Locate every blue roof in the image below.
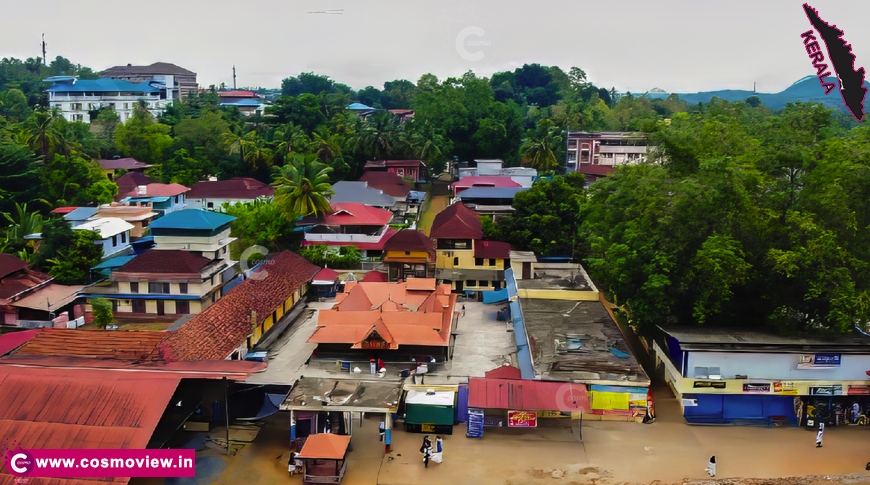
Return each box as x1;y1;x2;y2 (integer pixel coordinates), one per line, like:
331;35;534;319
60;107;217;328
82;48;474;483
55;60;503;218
122;196;170;203
506;267;535;379
46;78;162;93
456;187;529;200
64;207;98;221
148;209;236;231
91;255;137;270
220;99;263;106
131;236;154;244
347;103;374;110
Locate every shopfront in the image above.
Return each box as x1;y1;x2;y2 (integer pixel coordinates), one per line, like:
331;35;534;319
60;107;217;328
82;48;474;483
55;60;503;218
655;326;870;426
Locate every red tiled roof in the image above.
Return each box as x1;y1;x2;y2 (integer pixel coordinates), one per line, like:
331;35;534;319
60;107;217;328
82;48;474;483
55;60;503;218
484;365;522;379
218;90;257;97
468;377;590;412
474;240;512;259
429;203;483;240
0;262;52;301
119;183;190;199
97;158;151;171
575;165;615;176
115;250;211;275
0;365;181;484
50;206;79;214
362;271;388;282
0;355;266;379
0;253;28;280
14;329;169;362
159;250;320;361
450;176;522;190
313;267;340;282
383;229;435;260
186;177;274;200
298;433;351;460
298;203;392;226
359;171;411;198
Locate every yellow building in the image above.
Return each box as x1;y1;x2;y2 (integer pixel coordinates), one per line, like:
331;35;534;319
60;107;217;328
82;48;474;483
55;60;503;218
382;229;436;281
429;203;511;292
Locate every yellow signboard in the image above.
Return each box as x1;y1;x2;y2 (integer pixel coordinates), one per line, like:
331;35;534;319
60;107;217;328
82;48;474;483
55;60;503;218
591;391;630;411
536;410;562;418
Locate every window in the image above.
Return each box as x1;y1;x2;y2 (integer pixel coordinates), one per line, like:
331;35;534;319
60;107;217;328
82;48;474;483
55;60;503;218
453;257;459;265
71;103;82;111
475;258;484;266
467;280;477;287
148;282;170;294
489;259;496;266
130;282;139;293
132;299;146;313
405;251;411;255
112;235;118;246
212;292;217;302
175;195;180;204
454;241;468;249
397;168;405;176
179;283;188;294
479;280;489;287
111;300;118;312
72;114;83;122
207;202;214;209
108;103;115;109
176;301;190;314
123;103;129;110
568;152;577;162
121;232;126;244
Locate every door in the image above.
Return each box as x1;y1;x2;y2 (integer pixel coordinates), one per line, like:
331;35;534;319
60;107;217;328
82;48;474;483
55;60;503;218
455;280;464;292
156;300;165;316
522;262;531;279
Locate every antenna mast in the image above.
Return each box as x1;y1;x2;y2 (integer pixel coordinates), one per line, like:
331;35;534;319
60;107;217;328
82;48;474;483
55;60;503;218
41;34;47;66
233;66;237;90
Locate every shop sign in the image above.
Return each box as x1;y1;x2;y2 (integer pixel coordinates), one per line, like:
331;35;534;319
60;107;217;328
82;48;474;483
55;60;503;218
693;381;726;389
682;398;698;407
798;354;841;369
774;382;799;395
421;424;436;432
536;410;562;418
507;410;538;427
743;383;771;393
809;385;844;396
848;385;870;395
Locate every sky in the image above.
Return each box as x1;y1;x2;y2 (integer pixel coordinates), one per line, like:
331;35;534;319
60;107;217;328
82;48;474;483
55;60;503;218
2;0;869;95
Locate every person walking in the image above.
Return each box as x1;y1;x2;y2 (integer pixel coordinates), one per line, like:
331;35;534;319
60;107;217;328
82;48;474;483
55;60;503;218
379;421;385;442
461;304;466;317
705;455;716;477
288;452;297;476
420;435;432;468
816;422;825;448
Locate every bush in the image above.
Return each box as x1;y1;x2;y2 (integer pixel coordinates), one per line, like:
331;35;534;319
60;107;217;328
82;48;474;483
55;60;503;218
91;298;114;329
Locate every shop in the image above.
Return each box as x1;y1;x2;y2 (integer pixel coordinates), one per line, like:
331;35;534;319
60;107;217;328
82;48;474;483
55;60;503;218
655;326;870;426
588;385;652;422
402;386;457;435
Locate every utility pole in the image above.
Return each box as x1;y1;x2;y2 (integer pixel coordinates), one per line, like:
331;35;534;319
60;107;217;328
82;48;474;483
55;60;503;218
233;66;236;90
41;34;47;66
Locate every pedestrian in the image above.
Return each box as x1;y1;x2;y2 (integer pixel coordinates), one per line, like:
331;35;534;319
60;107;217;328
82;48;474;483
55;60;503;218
288;452;297;476
816;422;824;448
379;421;385;442
461;304;466;317
420;435;432;468
431;436;444;464
705;455;716;477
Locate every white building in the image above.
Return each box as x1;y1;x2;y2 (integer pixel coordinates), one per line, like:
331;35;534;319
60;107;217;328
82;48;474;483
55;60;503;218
44;76;170;123
566;132;655;172
75;218;135;260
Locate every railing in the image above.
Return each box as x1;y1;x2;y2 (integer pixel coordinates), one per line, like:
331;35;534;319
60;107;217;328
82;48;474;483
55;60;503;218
50;95;161;102
17;320;53;329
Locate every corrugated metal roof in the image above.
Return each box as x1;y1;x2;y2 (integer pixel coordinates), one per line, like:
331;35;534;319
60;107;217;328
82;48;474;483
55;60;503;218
506;268;535;379
149;209;236;231
10;284;84;311
467;377;590;412
0;330;38;356
456;186;529;200
0;365;180;484
46;78;162;93
14;329;168;361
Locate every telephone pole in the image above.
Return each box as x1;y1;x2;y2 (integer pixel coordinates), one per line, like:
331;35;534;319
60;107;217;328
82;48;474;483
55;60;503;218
41;34;47;66
232;66;236;90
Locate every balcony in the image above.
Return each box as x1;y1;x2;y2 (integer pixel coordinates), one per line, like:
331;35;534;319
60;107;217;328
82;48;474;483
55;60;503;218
304;226;388;244
50;95;161;102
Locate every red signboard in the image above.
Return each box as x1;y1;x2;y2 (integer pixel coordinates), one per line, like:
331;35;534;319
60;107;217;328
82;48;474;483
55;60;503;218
507;410;538;428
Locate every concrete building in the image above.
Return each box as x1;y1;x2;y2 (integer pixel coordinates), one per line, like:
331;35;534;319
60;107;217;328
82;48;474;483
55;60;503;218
116;183;190;216
44;76;170;123
186;177;274;211
217;90;269;116
455;186;529;220
566;132;655;173
298;203;396;260
382;229;436;281
75;218;134;260
100;62;198;100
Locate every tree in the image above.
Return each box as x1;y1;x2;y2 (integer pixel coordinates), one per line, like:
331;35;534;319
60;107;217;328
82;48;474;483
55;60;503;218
173;110;230;163
161;149;212;186
0;142;43;213
20;110;66;157
42;153;117;206
224;199;297;254
91;298;114;329
113;108;173;165
3;202;43;254
272;155;334;218
45;229;103;285
520;119;562;171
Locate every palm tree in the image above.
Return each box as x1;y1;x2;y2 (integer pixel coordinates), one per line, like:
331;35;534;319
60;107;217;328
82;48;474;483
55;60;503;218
22;110;64;157
521;120;563;171
225;131;273;168
274;123;310;158
311;128;343;164
3;202;44;256
223;130;246;164
272;155;335;219
348;112;402;160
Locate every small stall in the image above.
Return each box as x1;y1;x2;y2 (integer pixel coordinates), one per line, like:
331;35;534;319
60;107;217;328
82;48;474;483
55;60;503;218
297;433;352;485
403;386;457;435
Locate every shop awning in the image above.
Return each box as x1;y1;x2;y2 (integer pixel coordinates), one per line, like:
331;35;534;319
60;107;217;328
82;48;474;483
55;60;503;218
468;377;590;412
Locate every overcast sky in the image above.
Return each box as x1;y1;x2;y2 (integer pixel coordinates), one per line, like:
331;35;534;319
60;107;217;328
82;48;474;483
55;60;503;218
2;0;868;94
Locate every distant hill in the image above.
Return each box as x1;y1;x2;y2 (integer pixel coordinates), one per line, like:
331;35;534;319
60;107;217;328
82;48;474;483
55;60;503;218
647;76;870;112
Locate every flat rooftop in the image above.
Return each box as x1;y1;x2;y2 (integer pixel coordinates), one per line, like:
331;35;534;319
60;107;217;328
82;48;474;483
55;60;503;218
660;326;870;352
279;377;403;413
519;297;649;386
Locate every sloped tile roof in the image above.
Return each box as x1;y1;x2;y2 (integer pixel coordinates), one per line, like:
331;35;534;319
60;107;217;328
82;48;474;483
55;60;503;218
298;203;392;226
474;240;512;259
383;229;435;260
114;172;156;201
100;62;196;76
429;202;483;240
116;249;211;274
313;267;340;282
119;183;190;199
14;329;169;362
359;171;411;198
0;254;27;280
97;158;151;171
159;251;320;361
298;433;351;459
186;177;274;200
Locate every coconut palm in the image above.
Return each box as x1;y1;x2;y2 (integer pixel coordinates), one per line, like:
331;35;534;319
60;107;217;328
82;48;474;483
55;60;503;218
521;119;563;171
22;110;64;157
348;112;402;160
272;155;335;219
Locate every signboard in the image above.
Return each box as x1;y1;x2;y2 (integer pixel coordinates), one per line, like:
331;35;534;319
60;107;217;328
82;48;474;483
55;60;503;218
591;391;630;411
589;385;648;394
743;383;771;393
507;410;538;427
421;424;436;432
682;399;698;407
536;410;563;418
798;354;841;369
848;385;870;395
810;385;844;396
694;381;727;389
773;382;799;395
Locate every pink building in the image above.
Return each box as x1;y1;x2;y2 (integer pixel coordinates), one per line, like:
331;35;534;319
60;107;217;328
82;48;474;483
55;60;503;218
364;160;426;182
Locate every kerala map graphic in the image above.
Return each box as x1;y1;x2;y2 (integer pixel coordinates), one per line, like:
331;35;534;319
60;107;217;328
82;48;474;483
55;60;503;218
803;3;867;121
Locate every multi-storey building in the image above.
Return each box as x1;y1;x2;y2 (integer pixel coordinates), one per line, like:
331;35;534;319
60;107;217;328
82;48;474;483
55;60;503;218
44;76;170;123
100;62;198;100
566;132;655;173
